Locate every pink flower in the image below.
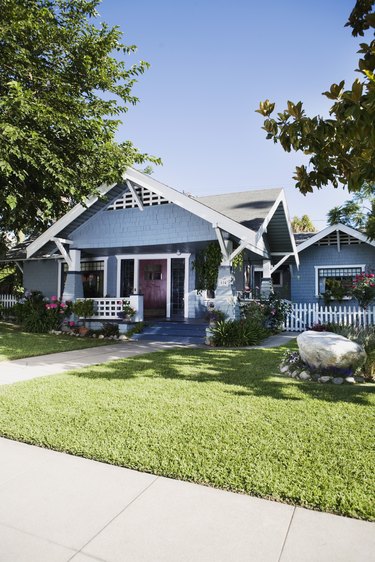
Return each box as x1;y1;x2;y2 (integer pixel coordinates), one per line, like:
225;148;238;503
50;303;57;309
69;321;75;327
51;295;58;301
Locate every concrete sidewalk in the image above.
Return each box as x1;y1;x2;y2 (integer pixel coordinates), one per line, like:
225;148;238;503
0;437;373;562
0;332;298;385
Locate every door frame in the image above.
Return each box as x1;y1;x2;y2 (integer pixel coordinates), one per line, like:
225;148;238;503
116;252;191;318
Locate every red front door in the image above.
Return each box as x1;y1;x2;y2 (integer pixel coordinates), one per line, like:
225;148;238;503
139;259;167;318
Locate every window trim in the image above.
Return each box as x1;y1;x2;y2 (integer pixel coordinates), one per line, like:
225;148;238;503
314;264;365;297
58;256;108;298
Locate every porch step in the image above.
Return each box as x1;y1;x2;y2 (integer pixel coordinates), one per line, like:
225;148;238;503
131;321;207;344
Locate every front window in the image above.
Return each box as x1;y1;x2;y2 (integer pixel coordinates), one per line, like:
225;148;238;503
63;260;104;298
317;266;363;300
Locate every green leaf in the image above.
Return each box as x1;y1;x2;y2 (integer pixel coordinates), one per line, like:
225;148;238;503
6;195;17;210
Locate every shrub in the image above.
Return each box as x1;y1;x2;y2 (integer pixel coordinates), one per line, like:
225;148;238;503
352;272;375;309
261;293;292;332
72;299;95;326
44;295;72;330
241;300;265;323
309;322;336;332
14;291;71;333
206;308;227;324
100;322;119;338
211;318;269;347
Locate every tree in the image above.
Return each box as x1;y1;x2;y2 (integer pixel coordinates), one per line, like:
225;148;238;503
256;2;375;203
291;214;316;233
0;0;160;235
327;182;375;237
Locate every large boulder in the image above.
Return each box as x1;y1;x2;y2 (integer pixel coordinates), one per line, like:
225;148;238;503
297;331;366;374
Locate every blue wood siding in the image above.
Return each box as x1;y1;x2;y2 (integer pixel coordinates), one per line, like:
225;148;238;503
23;260;59;298
291;243;375;303
71;204;217;249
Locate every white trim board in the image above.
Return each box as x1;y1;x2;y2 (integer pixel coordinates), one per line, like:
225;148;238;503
297;223;375;254
314;263;365;297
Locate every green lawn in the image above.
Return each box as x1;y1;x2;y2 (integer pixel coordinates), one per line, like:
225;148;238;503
0;345;374;521
0;322;113;361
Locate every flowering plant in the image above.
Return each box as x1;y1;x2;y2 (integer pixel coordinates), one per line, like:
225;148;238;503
352;273;375;309
117;300;136;320
44;295;72;329
14;291;71;332
261;293;292;332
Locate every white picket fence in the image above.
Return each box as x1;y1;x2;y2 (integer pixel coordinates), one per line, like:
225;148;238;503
0;294;18;309
285;303;375;331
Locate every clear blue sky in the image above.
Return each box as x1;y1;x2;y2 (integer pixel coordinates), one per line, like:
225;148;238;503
97;0;360;228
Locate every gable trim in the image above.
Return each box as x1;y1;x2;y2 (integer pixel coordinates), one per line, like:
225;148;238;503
297;223;375;253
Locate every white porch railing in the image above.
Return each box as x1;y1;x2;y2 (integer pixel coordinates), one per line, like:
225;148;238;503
285;303;375;332
0;294;18;308
77;296;144;322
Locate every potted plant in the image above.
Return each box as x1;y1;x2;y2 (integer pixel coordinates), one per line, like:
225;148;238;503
72;299;95;335
118;300;136;322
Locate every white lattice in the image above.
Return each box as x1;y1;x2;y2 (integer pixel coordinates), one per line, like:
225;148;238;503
108;186;169;210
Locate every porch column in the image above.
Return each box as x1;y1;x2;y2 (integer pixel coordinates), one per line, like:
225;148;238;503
214;238;240;320
260;259;273;299
62;249;84;302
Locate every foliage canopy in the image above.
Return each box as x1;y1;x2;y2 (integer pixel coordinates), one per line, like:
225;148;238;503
291;214;316;233
257;2;375;199
0;0;159;234
327;182;375;238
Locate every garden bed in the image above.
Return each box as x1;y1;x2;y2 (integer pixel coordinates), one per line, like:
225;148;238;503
0;322;114;361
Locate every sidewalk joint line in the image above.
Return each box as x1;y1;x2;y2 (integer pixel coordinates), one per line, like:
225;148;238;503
278;506;296;562
67;475;160;562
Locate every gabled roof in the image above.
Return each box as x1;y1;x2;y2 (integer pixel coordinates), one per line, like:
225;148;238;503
293;232;316;246
198;188;283;231
296;223;375;252
24;168;297;263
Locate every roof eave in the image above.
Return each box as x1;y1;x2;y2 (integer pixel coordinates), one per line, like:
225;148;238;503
256;190;300;268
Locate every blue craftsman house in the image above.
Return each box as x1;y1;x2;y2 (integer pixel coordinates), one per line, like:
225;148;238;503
6;169;375;322
12;168;298;321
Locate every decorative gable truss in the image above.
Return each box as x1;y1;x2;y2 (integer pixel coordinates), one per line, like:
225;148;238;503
107;180;170;211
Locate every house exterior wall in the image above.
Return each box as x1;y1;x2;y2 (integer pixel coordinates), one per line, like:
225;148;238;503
71;203;217;249
66;203;219;318
23;260;59;298
291;242;375;303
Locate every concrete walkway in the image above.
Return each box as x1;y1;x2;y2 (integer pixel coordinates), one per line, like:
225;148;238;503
0;332;298;386
0;437;374;562
0;341;195;385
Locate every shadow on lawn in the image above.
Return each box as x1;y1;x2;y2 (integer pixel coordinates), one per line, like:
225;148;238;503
69;347;375;406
